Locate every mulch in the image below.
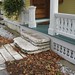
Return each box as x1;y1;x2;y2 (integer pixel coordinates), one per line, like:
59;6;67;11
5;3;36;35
5;50;64;75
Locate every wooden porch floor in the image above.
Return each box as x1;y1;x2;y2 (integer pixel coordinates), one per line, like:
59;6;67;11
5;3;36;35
0;43;26;71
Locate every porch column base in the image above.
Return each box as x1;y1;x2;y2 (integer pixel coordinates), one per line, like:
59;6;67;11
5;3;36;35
29;21;37;28
48;28;55;35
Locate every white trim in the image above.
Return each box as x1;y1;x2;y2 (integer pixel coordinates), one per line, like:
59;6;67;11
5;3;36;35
48;0;58;35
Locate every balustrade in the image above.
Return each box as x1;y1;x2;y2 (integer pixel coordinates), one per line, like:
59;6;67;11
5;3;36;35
55;13;75;39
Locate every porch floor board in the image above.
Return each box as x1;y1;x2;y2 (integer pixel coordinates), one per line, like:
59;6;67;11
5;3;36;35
4;44;23;60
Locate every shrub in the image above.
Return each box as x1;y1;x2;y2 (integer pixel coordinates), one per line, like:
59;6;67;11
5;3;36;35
3;0;24;18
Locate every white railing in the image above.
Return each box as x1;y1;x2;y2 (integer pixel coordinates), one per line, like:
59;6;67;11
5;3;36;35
21;6;36;28
4;18;21;33
55;13;75;39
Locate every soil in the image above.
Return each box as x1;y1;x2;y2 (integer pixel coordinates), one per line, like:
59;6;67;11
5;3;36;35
5;50;64;75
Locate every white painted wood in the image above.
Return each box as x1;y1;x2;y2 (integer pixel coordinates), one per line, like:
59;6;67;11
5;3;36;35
0;64;6;70
10;43;26;58
55;13;75;39
20;26;50;45
27;47;50;54
4;18;21;33
50;36;75;64
0;54;5;64
4;44;23;60
28;6;36;28
48;0;58;35
0;46;14;61
36;18;49;23
14;37;50;52
55;13;75;19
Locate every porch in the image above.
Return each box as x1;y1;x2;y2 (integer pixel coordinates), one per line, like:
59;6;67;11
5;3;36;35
2;0;75;69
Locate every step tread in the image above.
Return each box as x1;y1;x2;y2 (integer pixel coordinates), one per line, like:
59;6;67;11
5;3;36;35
0;46;14;61
14;37;50;52
4;44;23;60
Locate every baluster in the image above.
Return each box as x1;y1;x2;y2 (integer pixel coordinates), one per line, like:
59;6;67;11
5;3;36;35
62;46;64;54
57;44;59;51
65;48;67;55
55;18;60;35
54;42;56;50
60;18;64;32
64;18;68;33
70;20;73;34
63;18;65;31
63;47;66;54
74;51;75;60
67;48;69;56
56;18;60;31
60;45;62;53
72;20;75;35
68;19;71;34
69;50;71;58
70;50;73;58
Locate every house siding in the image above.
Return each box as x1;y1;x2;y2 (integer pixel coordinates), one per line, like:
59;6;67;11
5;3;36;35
59;0;75;14
25;0;75;14
25;0;30;8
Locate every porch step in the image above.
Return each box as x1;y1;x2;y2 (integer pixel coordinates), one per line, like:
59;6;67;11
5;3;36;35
14;27;50;54
14;37;50;54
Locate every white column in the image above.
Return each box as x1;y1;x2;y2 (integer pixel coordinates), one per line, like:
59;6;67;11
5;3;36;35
48;0;58;35
28;6;36;28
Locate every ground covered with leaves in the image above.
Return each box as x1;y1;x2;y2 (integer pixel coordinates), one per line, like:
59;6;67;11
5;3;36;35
0;36;13;47
5;50;64;75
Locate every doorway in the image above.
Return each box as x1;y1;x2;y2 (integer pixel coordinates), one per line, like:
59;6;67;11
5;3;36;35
30;0;50;19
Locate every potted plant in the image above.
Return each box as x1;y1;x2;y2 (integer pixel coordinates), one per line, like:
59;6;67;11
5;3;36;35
3;0;24;19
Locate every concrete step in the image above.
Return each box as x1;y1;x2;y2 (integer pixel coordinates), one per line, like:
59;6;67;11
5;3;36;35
14;37;50;54
20;26;50;46
10;43;26;58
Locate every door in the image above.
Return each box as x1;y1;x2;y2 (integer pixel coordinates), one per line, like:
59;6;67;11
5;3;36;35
30;0;50;19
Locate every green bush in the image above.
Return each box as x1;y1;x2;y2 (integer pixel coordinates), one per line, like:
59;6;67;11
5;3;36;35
3;0;24;18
